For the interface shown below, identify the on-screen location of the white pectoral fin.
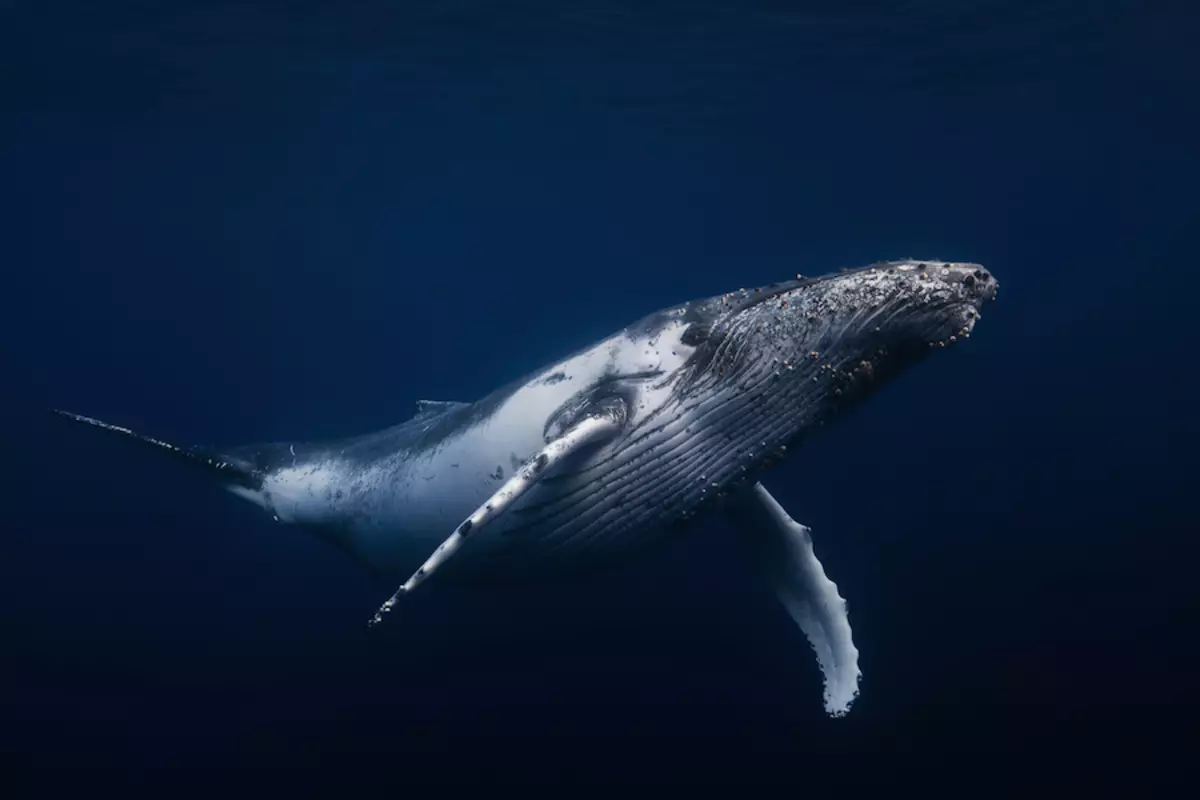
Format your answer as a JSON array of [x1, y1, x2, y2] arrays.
[[735, 482, 862, 717], [367, 409, 624, 628]]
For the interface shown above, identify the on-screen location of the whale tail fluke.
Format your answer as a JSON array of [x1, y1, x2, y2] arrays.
[[50, 408, 264, 491]]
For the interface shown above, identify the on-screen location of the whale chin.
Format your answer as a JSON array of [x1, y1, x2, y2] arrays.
[[911, 297, 987, 352]]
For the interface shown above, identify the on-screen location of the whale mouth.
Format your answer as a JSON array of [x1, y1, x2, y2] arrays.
[[922, 296, 987, 349]]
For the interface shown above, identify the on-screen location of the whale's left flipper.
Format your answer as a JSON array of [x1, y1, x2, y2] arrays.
[[732, 482, 862, 717], [368, 407, 626, 628]]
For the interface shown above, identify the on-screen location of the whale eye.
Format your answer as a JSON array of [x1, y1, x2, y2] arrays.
[[680, 322, 712, 346]]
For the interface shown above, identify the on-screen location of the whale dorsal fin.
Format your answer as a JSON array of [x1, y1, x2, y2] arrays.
[[413, 399, 469, 419]]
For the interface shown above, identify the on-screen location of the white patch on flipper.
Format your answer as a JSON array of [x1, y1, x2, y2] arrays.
[[742, 482, 862, 717], [368, 408, 625, 627]]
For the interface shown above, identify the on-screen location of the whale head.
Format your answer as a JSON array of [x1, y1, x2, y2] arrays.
[[735, 258, 998, 397], [648, 259, 998, 490]]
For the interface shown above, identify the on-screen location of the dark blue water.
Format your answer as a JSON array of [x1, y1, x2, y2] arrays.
[[2, 1, 1197, 791]]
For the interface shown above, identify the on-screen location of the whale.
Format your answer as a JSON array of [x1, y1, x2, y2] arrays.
[[53, 258, 998, 717]]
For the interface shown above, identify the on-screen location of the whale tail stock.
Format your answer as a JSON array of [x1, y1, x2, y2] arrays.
[[49, 408, 264, 492]]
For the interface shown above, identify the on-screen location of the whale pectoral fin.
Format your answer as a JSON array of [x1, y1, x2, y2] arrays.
[[367, 407, 626, 628], [731, 482, 862, 717]]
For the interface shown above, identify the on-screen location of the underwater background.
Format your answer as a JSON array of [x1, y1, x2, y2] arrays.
[[2, 0, 1197, 792]]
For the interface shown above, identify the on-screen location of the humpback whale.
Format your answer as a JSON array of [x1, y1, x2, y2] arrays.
[[54, 258, 997, 717]]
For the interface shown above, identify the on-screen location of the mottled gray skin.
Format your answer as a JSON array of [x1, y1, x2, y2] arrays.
[[56, 259, 997, 586]]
